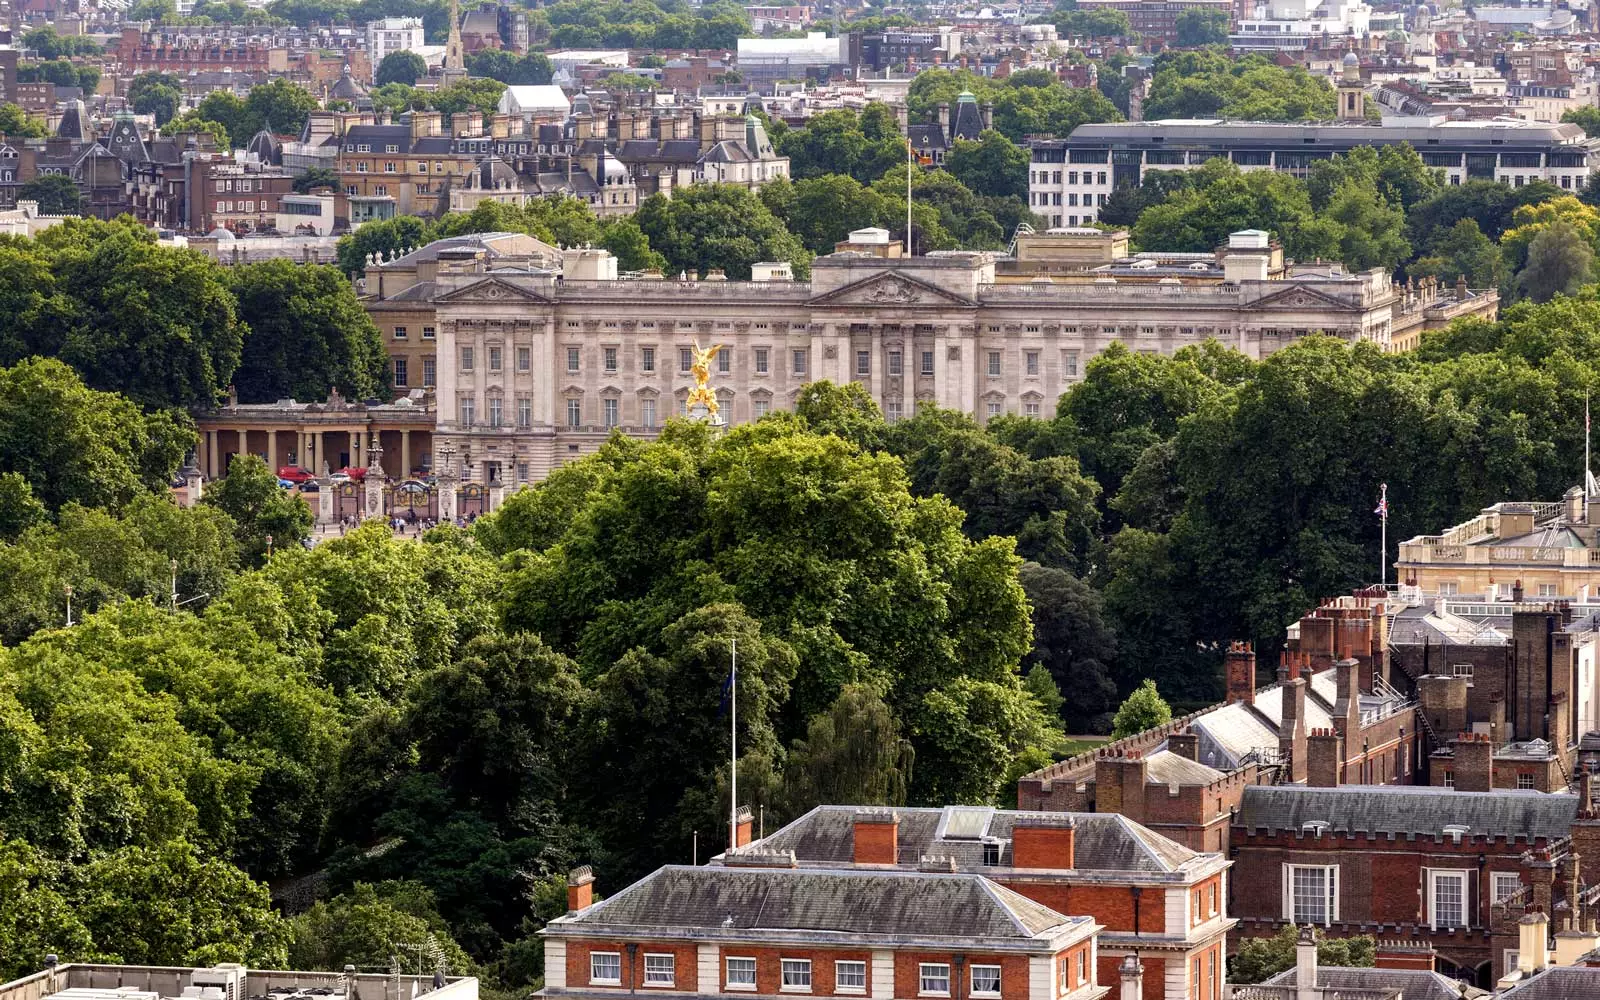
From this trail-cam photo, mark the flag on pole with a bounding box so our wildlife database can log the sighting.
[1374,483,1388,519]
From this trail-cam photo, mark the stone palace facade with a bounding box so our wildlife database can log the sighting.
[358,232,1496,485]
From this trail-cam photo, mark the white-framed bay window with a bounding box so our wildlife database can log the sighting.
[1283,863,1339,926]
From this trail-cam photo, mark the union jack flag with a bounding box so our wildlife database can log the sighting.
[1374,484,1388,519]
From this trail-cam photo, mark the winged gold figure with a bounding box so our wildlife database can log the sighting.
[687,340,724,417]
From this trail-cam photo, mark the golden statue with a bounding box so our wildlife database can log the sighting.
[686,340,723,418]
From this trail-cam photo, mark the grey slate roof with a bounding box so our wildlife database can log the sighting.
[1497,966,1600,998]
[1238,785,1579,839]
[1260,966,1483,1000]
[552,864,1082,942]
[749,805,1199,875]
[1145,749,1225,786]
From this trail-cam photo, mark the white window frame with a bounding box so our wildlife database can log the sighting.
[970,965,1001,997]
[780,958,812,992]
[726,957,757,991]
[1492,872,1521,904]
[835,960,866,994]
[1518,773,1535,789]
[918,963,951,997]
[1283,863,1339,926]
[643,954,674,987]
[590,951,622,985]
[1429,869,1469,930]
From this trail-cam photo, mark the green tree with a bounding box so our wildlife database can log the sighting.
[781,685,911,814]
[202,454,312,564]
[128,71,182,125]
[1018,563,1118,733]
[465,48,554,85]
[162,113,230,149]
[195,90,250,147]
[1411,218,1507,291]
[228,260,390,404]
[335,214,435,275]
[599,216,667,272]
[1230,926,1375,984]
[795,380,887,450]
[1518,219,1594,303]
[776,106,906,184]
[0,102,47,138]
[945,129,1029,201]
[0,841,94,981]
[1174,7,1228,45]
[35,218,242,408]
[634,184,810,279]
[1323,180,1410,272]
[1562,105,1600,137]
[73,841,288,966]
[0,358,191,513]
[375,49,427,86]
[771,174,891,254]
[293,166,341,193]
[1130,158,1323,260]
[1143,51,1335,121]
[17,173,81,214]
[1111,678,1172,738]
[287,882,471,972]
[241,78,319,137]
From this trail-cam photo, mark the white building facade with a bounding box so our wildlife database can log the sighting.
[366,17,427,68]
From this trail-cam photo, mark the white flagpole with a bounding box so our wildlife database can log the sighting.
[729,635,738,852]
[906,138,914,256]
[1380,484,1388,588]
[1587,392,1591,496]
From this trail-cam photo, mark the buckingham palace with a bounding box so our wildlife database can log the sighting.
[354,228,1496,485]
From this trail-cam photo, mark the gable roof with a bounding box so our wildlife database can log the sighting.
[546,864,1087,945]
[1238,785,1579,839]
[744,805,1202,876]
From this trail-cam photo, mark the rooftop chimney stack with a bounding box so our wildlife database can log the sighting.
[567,865,595,912]
[853,809,900,865]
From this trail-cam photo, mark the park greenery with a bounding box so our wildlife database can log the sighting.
[7,42,1600,994]
[10,266,1600,981]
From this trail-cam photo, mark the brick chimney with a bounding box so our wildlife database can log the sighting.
[1011,815,1075,870]
[1300,614,1335,675]
[1490,693,1506,746]
[567,865,595,912]
[853,809,899,865]
[735,805,753,848]
[1306,728,1343,787]
[1332,657,1361,739]
[1166,730,1199,761]
[1094,749,1149,821]
[1279,676,1309,783]
[1452,733,1493,792]
[1225,641,1256,705]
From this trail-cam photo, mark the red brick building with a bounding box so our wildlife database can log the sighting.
[718,806,1231,1000]
[541,863,1112,1000]
[1020,594,1420,854]
[1230,783,1591,986]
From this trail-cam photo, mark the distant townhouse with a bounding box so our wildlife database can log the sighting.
[1028,118,1598,227]
[542,863,1111,1000]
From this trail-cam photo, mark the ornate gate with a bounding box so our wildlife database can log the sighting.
[386,479,437,521]
[457,482,487,518]
[334,481,362,520]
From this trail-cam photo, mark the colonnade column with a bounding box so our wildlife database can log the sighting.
[267,430,278,473]
[237,429,248,465]
[401,430,412,478]
[206,430,218,477]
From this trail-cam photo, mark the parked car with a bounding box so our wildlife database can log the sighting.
[277,478,297,489]
[277,465,315,483]
[338,466,368,482]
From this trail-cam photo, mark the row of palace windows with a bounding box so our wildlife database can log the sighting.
[454,394,1050,430]
[588,954,1004,997]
